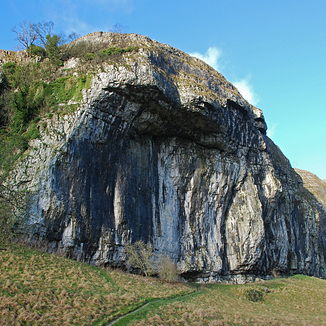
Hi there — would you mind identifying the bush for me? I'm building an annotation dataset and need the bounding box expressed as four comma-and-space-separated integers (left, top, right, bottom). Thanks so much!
84, 52, 96, 61
158, 256, 179, 282
99, 47, 124, 56
124, 240, 156, 277
245, 289, 264, 302
28, 45, 46, 58
99, 46, 134, 57
61, 41, 96, 60
2, 62, 17, 75
0, 72, 9, 93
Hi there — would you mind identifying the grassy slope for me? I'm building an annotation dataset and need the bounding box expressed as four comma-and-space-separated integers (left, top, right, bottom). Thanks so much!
123, 276, 326, 326
0, 244, 193, 325
1, 245, 326, 326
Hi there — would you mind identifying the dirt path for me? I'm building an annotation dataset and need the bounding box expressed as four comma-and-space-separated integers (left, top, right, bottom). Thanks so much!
107, 301, 151, 326
107, 286, 202, 325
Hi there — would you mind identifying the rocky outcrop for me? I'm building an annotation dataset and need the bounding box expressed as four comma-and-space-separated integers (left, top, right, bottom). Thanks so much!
10, 32, 326, 281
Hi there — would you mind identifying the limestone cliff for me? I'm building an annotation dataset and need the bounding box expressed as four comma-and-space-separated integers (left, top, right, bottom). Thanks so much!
7, 32, 326, 281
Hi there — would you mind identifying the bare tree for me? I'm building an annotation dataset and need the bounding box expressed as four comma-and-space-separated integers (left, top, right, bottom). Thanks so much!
12, 20, 61, 52
12, 21, 39, 50
124, 240, 156, 276
67, 32, 80, 42
110, 23, 127, 34
36, 21, 54, 47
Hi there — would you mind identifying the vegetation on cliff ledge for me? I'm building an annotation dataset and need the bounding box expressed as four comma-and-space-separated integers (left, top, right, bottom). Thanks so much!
0, 29, 139, 169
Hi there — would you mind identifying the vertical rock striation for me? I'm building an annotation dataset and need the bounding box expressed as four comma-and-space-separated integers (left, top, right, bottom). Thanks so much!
11, 32, 326, 281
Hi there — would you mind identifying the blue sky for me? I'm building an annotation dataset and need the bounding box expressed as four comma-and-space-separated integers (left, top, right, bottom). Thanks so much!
1, 0, 325, 179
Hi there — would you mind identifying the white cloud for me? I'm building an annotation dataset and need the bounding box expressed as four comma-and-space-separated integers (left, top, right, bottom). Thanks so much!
189, 47, 222, 71
189, 47, 260, 106
266, 123, 278, 139
233, 78, 260, 106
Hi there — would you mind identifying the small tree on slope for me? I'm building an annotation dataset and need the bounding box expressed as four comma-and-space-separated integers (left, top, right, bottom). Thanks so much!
124, 240, 156, 277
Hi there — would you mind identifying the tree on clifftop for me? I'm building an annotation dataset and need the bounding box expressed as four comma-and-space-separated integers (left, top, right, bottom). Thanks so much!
12, 21, 39, 50
12, 20, 64, 58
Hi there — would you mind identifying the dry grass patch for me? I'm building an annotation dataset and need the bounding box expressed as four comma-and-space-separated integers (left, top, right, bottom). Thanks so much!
110, 269, 190, 300
126, 276, 326, 326
0, 244, 192, 325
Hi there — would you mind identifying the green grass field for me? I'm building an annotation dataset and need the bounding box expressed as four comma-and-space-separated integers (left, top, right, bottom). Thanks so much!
1, 244, 325, 325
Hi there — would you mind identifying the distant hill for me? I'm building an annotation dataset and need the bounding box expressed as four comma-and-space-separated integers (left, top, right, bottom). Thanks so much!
295, 168, 326, 209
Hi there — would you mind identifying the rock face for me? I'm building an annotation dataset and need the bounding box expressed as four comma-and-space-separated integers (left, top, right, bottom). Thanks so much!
12, 33, 326, 281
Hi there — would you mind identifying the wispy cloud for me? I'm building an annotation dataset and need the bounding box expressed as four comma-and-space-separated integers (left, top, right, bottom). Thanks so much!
189, 47, 222, 71
189, 47, 260, 106
266, 123, 278, 139
233, 78, 260, 106
82, 0, 133, 13
40, 0, 133, 36
57, 0, 133, 10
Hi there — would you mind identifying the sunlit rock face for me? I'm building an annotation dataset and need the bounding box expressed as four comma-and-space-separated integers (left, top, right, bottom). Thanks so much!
15, 32, 326, 281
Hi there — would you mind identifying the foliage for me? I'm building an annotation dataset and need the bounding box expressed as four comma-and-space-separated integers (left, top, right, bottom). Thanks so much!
28, 44, 47, 58
84, 52, 97, 61
61, 41, 94, 60
2, 62, 17, 75
11, 20, 138, 67
45, 34, 62, 66
63, 41, 137, 62
10, 83, 41, 133
98, 46, 132, 57
124, 240, 156, 277
0, 61, 92, 146
0, 72, 10, 128
0, 52, 94, 177
158, 255, 179, 282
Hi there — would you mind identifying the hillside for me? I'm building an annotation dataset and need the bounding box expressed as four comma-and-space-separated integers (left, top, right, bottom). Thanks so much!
295, 168, 326, 209
0, 32, 326, 281
1, 245, 325, 325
